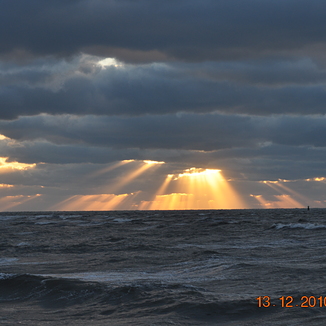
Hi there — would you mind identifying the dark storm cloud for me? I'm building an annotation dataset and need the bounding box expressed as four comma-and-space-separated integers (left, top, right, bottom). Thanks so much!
2, 114, 326, 152
1, 136, 326, 183
2, 56, 326, 119
1, 0, 326, 61
208, 145, 326, 180
2, 0, 326, 210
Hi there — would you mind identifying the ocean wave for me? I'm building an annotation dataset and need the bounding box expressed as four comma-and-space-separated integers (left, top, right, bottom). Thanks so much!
0, 273, 264, 321
272, 223, 326, 230
0, 273, 103, 306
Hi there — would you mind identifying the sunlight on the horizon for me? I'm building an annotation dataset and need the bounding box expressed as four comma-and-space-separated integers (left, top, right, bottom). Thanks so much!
0, 157, 36, 171
53, 163, 245, 210
141, 168, 246, 210
0, 194, 41, 211
53, 160, 165, 210
259, 180, 309, 208
250, 193, 304, 208
53, 193, 132, 211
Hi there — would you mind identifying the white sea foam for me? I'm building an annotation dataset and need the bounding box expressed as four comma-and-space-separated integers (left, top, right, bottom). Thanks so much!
35, 214, 53, 218
0, 215, 21, 221
16, 242, 30, 247
0, 258, 18, 265
0, 273, 14, 279
112, 218, 132, 223
273, 222, 326, 230
35, 221, 59, 225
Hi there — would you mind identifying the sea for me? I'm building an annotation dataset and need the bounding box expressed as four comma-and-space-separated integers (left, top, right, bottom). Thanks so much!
1, 209, 326, 325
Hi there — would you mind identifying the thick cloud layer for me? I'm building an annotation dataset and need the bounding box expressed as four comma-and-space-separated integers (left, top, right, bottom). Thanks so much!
2, 56, 326, 119
2, 0, 326, 61
1, 114, 326, 150
1, 0, 326, 209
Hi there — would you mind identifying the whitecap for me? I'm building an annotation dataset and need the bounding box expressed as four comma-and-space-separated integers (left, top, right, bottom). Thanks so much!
273, 223, 326, 230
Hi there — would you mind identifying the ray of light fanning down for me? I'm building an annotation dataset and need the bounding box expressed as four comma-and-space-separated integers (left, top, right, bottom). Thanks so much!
250, 194, 304, 208
0, 157, 36, 171
141, 193, 191, 210
88, 160, 134, 178
250, 194, 271, 208
143, 168, 246, 210
261, 180, 309, 207
107, 160, 164, 193
52, 193, 133, 211
52, 160, 165, 211
0, 194, 41, 211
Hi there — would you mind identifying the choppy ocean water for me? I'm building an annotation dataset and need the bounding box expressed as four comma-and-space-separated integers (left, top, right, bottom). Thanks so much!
1, 209, 326, 325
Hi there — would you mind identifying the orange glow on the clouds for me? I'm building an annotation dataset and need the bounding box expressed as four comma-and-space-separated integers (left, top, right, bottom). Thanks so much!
306, 177, 326, 182
142, 160, 165, 165
177, 167, 221, 178
0, 157, 36, 171
52, 162, 245, 210
0, 184, 14, 188
142, 168, 246, 210
0, 134, 9, 140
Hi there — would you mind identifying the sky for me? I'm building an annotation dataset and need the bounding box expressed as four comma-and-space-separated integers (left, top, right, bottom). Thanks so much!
1, 0, 326, 210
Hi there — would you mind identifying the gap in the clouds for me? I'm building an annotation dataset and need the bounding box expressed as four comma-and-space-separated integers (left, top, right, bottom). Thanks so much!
0, 157, 36, 171
51, 162, 247, 210
140, 168, 246, 210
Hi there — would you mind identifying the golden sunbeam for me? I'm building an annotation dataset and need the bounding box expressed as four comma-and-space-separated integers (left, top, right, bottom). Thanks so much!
51, 160, 166, 211
0, 157, 36, 171
108, 160, 163, 193
147, 193, 191, 210
148, 168, 245, 210
250, 193, 304, 208
88, 160, 134, 178
148, 174, 174, 209
0, 194, 41, 211
275, 182, 310, 205
142, 160, 165, 165
273, 195, 304, 208
261, 180, 308, 207
52, 193, 132, 211
250, 194, 272, 208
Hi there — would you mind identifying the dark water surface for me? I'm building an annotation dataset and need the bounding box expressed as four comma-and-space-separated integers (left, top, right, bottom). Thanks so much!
1, 209, 326, 325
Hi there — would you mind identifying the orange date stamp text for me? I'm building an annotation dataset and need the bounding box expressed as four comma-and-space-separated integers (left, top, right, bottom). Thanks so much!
256, 296, 326, 308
